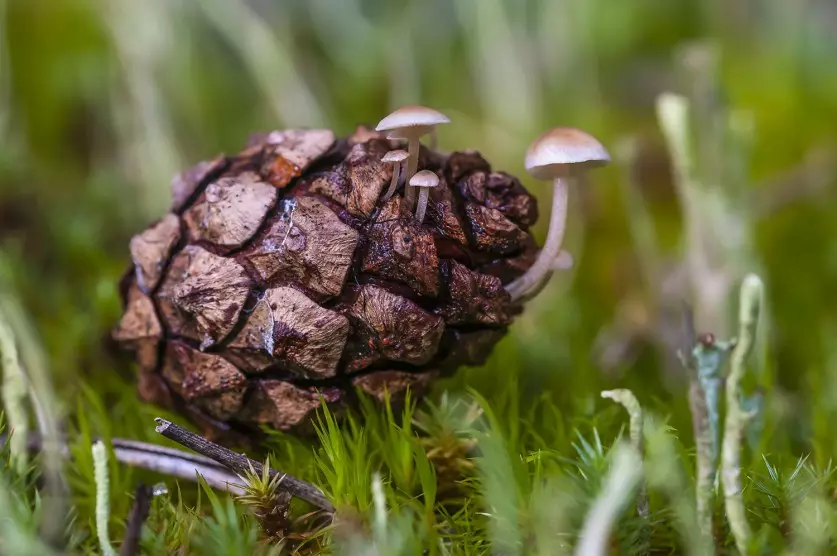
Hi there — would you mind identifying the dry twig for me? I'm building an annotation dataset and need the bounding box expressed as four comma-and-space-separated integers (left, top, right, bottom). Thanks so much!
154, 418, 334, 513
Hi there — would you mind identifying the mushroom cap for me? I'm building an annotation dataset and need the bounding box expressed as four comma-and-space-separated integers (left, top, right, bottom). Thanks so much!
551, 250, 575, 270
382, 149, 410, 163
525, 127, 610, 180
376, 105, 450, 136
409, 170, 440, 188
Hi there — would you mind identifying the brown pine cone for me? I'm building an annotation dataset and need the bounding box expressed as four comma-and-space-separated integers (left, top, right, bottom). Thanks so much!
113, 125, 539, 439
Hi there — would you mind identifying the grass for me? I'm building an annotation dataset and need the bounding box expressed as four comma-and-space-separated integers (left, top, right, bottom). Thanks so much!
2, 0, 837, 553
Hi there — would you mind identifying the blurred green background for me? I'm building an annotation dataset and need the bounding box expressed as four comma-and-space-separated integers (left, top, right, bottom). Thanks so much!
1, 0, 837, 456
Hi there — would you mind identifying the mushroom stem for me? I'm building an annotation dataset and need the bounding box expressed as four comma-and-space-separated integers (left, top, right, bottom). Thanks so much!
404, 138, 420, 209
506, 177, 569, 300
415, 187, 430, 223
383, 162, 402, 201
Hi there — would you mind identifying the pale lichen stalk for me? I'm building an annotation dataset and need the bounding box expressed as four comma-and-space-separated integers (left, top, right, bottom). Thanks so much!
722, 274, 763, 554
575, 443, 643, 556
0, 312, 29, 474
601, 389, 648, 519
688, 334, 733, 543
93, 441, 118, 556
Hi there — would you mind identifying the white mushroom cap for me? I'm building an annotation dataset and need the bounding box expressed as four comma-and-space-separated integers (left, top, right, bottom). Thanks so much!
525, 127, 610, 180
376, 105, 450, 137
382, 149, 409, 163
550, 250, 575, 270
409, 170, 440, 188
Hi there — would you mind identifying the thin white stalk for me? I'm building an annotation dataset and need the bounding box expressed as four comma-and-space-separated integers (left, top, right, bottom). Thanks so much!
113, 445, 244, 495
575, 443, 643, 556
507, 177, 569, 300
0, 280, 66, 545
415, 188, 430, 223
92, 441, 117, 556
602, 389, 649, 519
0, 432, 244, 495
722, 273, 763, 554
371, 472, 387, 546
0, 311, 28, 474
383, 162, 402, 201
404, 137, 420, 209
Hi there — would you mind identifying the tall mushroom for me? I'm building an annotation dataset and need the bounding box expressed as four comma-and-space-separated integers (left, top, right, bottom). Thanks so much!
410, 170, 440, 224
375, 105, 450, 209
506, 128, 609, 301
381, 149, 409, 201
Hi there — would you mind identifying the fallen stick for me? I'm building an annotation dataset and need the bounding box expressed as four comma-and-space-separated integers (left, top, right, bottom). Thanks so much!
154, 418, 334, 513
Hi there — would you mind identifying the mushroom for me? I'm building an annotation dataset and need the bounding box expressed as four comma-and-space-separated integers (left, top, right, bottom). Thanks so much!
381, 149, 409, 201
375, 105, 450, 209
551, 249, 575, 271
410, 170, 440, 224
506, 128, 609, 301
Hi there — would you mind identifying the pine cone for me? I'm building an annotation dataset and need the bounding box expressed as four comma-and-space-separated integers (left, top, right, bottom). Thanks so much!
113, 126, 539, 439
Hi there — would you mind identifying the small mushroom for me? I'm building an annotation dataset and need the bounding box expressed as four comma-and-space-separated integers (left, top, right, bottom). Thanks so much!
375, 105, 450, 209
552, 249, 575, 271
381, 149, 409, 201
516, 249, 577, 303
410, 170, 440, 224
506, 128, 609, 301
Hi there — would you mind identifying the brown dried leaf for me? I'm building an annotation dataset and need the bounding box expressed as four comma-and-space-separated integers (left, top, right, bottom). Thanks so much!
228, 287, 349, 378
352, 370, 438, 402
173, 246, 252, 349
362, 214, 440, 297
162, 342, 247, 420
464, 202, 528, 255
244, 196, 358, 298
184, 174, 277, 249
129, 213, 181, 293
342, 284, 445, 368
438, 261, 512, 325
171, 157, 226, 211
242, 380, 343, 431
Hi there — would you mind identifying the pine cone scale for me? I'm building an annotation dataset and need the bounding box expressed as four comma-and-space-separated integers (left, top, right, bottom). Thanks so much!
115, 126, 540, 436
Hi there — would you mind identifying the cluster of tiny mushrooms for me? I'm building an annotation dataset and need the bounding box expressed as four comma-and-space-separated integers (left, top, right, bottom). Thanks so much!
375, 105, 610, 302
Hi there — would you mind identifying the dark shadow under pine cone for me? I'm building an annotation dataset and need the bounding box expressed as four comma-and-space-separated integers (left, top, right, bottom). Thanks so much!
113, 125, 539, 440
